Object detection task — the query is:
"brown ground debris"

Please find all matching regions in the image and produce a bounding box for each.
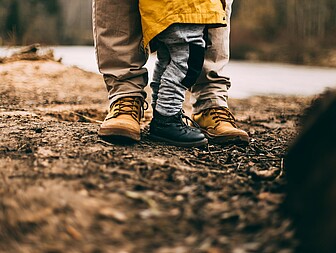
[0,56,315,253]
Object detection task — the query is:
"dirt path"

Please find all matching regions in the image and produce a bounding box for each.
[0,59,313,253]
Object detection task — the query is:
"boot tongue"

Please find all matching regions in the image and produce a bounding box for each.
[116,101,134,112]
[110,98,142,121]
[153,110,183,124]
[211,108,236,127]
[110,102,132,116]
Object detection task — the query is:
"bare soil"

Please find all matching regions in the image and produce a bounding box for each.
[0,58,314,253]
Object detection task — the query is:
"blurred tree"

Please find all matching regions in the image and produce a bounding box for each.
[4,0,22,44]
[58,0,93,44]
[0,0,335,65]
[0,0,63,45]
[287,0,327,41]
[285,0,335,63]
[230,0,336,65]
[44,0,61,14]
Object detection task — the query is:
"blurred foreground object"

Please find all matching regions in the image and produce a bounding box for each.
[285,89,336,253]
[0,43,60,63]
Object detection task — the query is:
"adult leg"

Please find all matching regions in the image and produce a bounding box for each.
[93,0,148,105]
[93,0,148,141]
[191,0,249,145]
[190,0,233,113]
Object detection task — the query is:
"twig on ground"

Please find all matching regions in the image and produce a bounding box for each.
[275,158,284,179]
[68,111,103,124]
[97,139,114,146]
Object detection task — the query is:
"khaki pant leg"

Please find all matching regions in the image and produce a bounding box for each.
[92,0,148,105]
[190,0,233,114]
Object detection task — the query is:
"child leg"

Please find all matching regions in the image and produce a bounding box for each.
[155,24,206,116]
[150,43,170,111]
[149,24,208,147]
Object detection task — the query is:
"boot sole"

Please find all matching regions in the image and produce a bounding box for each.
[149,134,208,148]
[98,128,140,142]
[204,132,249,145]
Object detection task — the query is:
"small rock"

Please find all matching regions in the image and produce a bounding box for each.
[250,166,281,180]
[258,192,284,204]
[66,225,82,240]
[98,208,127,223]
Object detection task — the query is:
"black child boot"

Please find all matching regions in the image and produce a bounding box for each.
[149,110,208,147]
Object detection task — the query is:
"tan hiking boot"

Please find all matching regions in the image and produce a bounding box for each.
[98,97,145,141]
[192,107,249,145]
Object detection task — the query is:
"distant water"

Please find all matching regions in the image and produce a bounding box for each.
[2,46,336,98]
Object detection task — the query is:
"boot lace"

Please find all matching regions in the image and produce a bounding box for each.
[178,110,202,132]
[108,97,148,122]
[205,107,237,127]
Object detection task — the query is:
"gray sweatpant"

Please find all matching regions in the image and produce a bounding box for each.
[151,24,206,116]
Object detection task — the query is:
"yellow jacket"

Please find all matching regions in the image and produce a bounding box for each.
[139,0,226,47]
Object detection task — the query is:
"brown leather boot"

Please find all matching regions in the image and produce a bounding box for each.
[192,107,249,145]
[98,97,145,141]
